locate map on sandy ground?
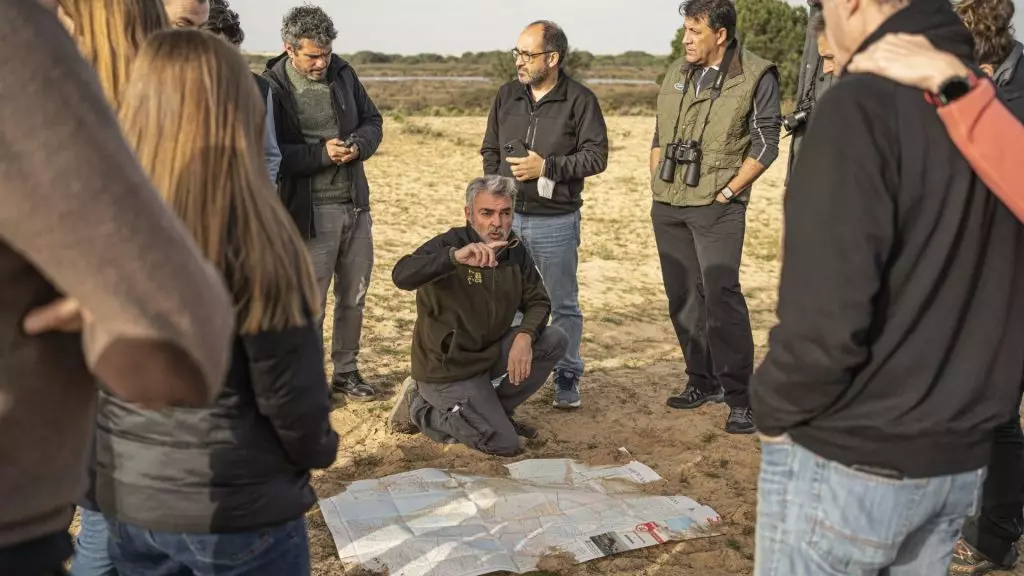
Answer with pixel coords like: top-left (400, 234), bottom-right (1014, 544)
top-left (319, 457), bottom-right (721, 576)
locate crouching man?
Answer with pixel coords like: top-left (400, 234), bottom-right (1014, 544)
top-left (388, 175), bottom-right (568, 456)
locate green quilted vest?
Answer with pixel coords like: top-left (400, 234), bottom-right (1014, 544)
top-left (652, 47), bottom-right (775, 206)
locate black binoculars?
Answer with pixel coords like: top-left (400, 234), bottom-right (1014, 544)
top-left (659, 139), bottom-right (702, 187)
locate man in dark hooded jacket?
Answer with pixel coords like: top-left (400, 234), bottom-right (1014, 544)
top-left (263, 5), bottom-right (383, 403)
top-left (749, 0), bottom-right (1024, 572)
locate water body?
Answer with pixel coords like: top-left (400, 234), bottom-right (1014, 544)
top-left (360, 76), bottom-right (656, 85)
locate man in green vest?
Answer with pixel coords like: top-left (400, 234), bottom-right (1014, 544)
top-left (650, 0), bottom-right (781, 435)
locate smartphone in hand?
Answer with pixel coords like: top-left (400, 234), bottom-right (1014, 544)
top-left (503, 139), bottom-right (529, 159)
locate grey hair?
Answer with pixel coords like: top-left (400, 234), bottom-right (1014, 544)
top-left (465, 176), bottom-right (517, 207)
top-left (528, 20), bottom-right (569, 68)
top-left (281, 4), bottom-right (338, 49)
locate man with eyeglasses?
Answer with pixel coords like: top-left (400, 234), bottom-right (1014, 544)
top-left (481, 20), bottom-right (608, 411)
top-left (263, 4), bottom-right (384, 403)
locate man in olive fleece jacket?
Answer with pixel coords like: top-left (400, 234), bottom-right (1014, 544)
top-left (388, 176), bottom-right (567, 457)
top-left (0, 1), bottom-right (235, 573)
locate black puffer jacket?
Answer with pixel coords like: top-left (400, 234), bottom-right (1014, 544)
top-left (263, 54), bottom-right (383, 239)
top-left (90, 317), bottom-right (339, 533)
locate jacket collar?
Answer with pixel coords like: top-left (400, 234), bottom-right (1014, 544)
top-left (514, 72), bottom-right (570, 103)
top-left (994, 41), bottom-right (1024, 87)
top-left (265, 52), bottom-right (350, 87)
top-left (680, 39), bottom-right (744, 82)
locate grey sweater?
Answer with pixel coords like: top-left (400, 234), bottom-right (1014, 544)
top-left (285, 61), bottom-right (352, 205)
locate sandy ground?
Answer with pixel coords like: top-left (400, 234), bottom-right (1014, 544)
top-left (68, 116), bottom-right (1022, 575)
top-left (306, 116), bottom-right (778, 576)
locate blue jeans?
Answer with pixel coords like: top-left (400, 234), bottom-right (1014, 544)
top-left (512, 211), bottom-right (583, 377)
top-left (105, 518), bottom-right (310, 576)
top-left (755, 437), bottom-right (985, 575)
top-left (70, 508), bottom-right (116, 576)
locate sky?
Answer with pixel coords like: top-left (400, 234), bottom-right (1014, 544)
top-left (237, 0), bottom-right (1024, 56)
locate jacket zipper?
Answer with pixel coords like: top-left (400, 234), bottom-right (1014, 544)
top-left (522, 99), bottom-right (540, 213)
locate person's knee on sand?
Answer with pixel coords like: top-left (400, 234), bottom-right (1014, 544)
top-left (531, 325), bottom-right (569, 365)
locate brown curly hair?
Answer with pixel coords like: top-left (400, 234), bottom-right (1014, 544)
top-left (954, 0), bottom-right (1017, 66)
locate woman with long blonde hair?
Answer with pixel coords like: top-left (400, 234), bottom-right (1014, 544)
top-left (85, 29), bottom-right (338, 574)
top-left (60, 3), bottom-right (169, 575)
top-left (56, 0), bottom-right (168, 109)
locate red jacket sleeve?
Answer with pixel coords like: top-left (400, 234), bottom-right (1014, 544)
top-left (938, 79), bottom-right (1024, 223)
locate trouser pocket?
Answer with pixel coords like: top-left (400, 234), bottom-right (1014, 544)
top-left (412, 394), bottom-right (495, 451)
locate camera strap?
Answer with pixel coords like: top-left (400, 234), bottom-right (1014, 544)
top-left (668, 67), bottom-right (698, 144)
top-left (692, 41), bottom-right (738, 146)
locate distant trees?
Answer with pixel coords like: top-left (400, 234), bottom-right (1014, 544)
top-left (487, 48), bottom-right (594, 83)
top-left (664, 0), bottom-right (807, 99)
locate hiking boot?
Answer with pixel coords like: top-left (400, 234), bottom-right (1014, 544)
top-left (948, 538), bottom-right (1017, 575)
top-left (666, 385), bottom-right (724, 410)
top-left (387, 377), bottom-right (419, 435)
top-left (725, 406), bottom-right (756, 435)
top-left (553, 370), bottom-right (581, 409)
top-left (331, 370), bottom-right (376, 402)
top-left (510, 418), bottom-right (539, 440)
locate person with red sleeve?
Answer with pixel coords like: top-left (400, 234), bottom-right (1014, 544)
top-left (849, 32), bottom-right (1024, 575)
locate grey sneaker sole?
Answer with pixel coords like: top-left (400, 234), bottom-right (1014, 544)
top-left (387, 377), bottom-right (419, 434)
top-left (553, 398), bottom-right (582, 409)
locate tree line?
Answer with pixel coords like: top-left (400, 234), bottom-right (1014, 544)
top-left (247, 0), bottom-right (807, 102)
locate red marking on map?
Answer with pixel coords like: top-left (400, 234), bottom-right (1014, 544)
top-left (636, 522), bottom-right (665, 543)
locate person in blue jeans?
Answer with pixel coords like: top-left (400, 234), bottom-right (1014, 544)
top-left (481, 20), bottom-right (608, 409)
top-left (74, 29), bottom-right (339, 576)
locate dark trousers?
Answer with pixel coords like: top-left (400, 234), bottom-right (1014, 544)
top-left (962, 388), bottom-right (1024, 565)
top-left (411, 327), bottom-right (568, 456)
top-left (0, 530), bottom-right (72, 576)
top-left (651, 200), bottom-right (753, 407)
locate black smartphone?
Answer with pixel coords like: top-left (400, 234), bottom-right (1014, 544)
top-left (503, 138), bottom-right (529, 158)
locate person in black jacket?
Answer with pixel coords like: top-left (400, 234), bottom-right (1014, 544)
top-left (263, 5), bottom-right (384, 403)
top-left (387, 176), bottom-right (568, 457)
top-left (749, 0), bottom-right (1024, 572)
top-left (200, 0), bottom-right (282, 183)
top-left (481, 21), bottom-right (608, 411)
top-left (86, 29), bottom-right (338, 575)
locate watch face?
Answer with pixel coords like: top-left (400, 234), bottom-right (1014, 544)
top-left (940, 76), bottom-right (971, 104)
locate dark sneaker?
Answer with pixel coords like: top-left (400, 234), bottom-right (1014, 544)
top-left (948, 538), bottom-right (1016, 575)
top-left (331, 370), bottom-right (376, 402)
top-left (510, 418), bottom-right (539, 440)
top-left (553, 370), bottom-right (581, 409)
top-left (387, 377), bottom-right (419, 434)
top-left (725, 406), bottom-right (756, 435)
top-left (666, 385), bottom-right (724, 410)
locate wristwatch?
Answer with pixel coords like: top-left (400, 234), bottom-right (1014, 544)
top-left (934, 74), bottom-right (974, 106)
top-left (720, 186), bottom-right (735, 201)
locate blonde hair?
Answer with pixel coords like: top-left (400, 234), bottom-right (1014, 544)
top-left (119, 29), bottom-right (320, 333)
top-left (58, 0), bottom-right (168, 109)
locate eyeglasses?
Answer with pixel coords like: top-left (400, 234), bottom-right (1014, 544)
top-left (510, 48), bottom-right (554, 63)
